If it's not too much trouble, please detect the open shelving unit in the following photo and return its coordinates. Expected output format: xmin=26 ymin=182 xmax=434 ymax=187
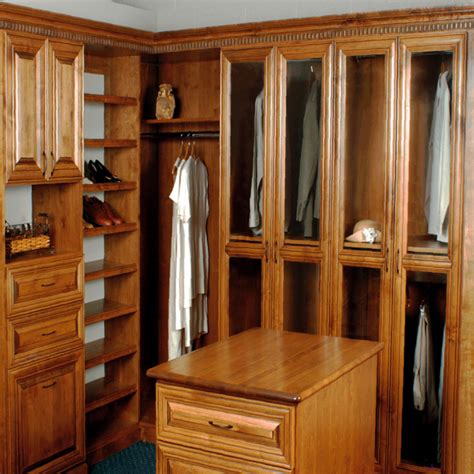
xmin=83 ymin=52 xmax=141 ymax=463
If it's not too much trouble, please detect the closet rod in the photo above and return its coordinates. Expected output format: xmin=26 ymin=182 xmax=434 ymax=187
xmin=140 ymin=132 xmax=219 ymax=139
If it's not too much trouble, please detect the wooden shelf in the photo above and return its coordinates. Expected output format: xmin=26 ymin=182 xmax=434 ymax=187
xmin=85 ymin=338 xmax=137 ymax=369
xmin=85 ymin=299 xmax=137 ymax=326
xmin=143 ymin=117 xmax=219 ymax=125
xmin=83 ymin=222 xmax=137 ymax=237
xmin=85 ymin=378 xmax=137 ymax=413
xmin=84 ymin=259 xmax=137 ymax=281
xmin=83 ymin=181 xmax=137 ymax=192
xmin=84 ymin=139 xmax=137 ymax=148
xmin=86 ymin=418 xmax=140 ymax=457
xmin=344 ymin=241 xmax=382 ymax=250
xmin=84 ymin=93 xmax=137 ymax=106
xmin=407 ymin=235 xmax=448 ymax=255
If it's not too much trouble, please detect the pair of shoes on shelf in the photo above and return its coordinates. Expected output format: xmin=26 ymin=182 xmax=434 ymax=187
xmin=83 ymin=196 xmax=124 ymax=227
xmin=85 ymin=160 xmax=121 ymax=184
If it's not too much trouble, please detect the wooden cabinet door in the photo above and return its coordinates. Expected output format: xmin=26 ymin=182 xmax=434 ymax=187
xmin=390 ymin=34 xmax=465 ymax=474
xmin=219 ymin=48 xmax=274 ymax=337
xmin=4 ymin=33 xmax=47 ymax=184
xmin=8 ymin=350 xmax=84 ymax=473
xmin=272 ymin=44 xmax=333 ymax=334
xmin=48 ymin=40 xmax=83 ymax=181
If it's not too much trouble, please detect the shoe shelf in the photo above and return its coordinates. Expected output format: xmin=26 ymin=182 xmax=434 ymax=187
xmin=85 ymin=337 xmax=137 ymax=369
xmin=86 ymin=418 xmax=140 ymax=457
xmin=85 ymin=299 xmax=137 ymax=326
xmin=84 ymin=259 xmax=137 ymax=281
xmin=84 ymin=93 xmax=137 ymax=106
xmin=85 ymin=378 xmax=138 ymax=413
xmin=83 ymin=222 xmax=138 ymax=238
xmin=83 ymin=182 xmax=137 ymax=192
xmin=84 ymin=139 xmax=137 ymax=148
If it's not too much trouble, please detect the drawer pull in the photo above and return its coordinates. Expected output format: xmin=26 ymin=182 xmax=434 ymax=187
xmin=42 ymin=381 xmax=57 ymax=389
xmin=42 ymin=330 xmax=57 ymax=336
xmin=41 ymin=282 xmax=56 ymax=287
xmin=208 ymin=421 xmax=234 ymax=430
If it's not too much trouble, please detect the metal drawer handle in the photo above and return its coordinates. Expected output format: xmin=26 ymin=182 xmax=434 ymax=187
xmin=41 ymin=282 xmax=56 ymax=287
xmin=208 ymin=421 xmax=233 ymax=430
xmin=42 ymin=330 xmax=57 ymax=336
xmin=42 ymin=381 xmax=57 ymax=389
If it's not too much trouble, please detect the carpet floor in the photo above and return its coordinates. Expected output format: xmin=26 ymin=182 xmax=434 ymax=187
xmin=90 ymin=441 xmax=155 ymax=473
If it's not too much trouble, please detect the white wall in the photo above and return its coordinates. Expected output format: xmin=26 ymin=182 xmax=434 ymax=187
xmin=4 ymin=0 xmax=474 ymax=32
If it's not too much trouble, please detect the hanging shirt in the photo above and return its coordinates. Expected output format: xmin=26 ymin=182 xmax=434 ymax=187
xmin=168 ymin=159 xmax=188 ymax=359
xmin=296 ymin=80 xmax=321 ymax=237
xmin=438 ymin=323 xmax=446 ymax=463
xmin=413 ymin=304 xmax=438 ymax=422
xmin=249 ymin=89 xmax=264 ymax=236
xmin=425 ymin=70 xmax=451 ymax=243
xmin=168 ymin=157 xmax=209 ymax=360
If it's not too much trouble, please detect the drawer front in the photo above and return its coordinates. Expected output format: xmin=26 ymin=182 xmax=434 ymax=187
xmin=7 ymin=257 xmax=83 ymax=316
xmin=8 ymin=303 xmax=83 ymax=366
xmin=8 ymin=350 xmax=85 ymax=473
xmin=158 ymin=442 xmax=292 ymax=474
xmin=157 ymin=385 xmax=294 ymax=469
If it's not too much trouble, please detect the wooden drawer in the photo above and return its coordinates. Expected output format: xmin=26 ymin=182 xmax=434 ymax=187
xmin=158 ymin=442 xmax=292 ymax=473
xmin=8 ymin=302 xmax=83 ymax=366
xmin=157 ymin=384 xmax=294 ymax=469
xmin=7 ymin=256 xmax=83 ymax=316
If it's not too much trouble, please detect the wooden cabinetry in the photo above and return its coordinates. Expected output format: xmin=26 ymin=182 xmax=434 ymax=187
xmin=4 ymin=32 xmax=83 ymax=184
xmin=148 ymin=329 xmax=383 ymax=473
xmin=8 ymin=350 xmax=84 ymax=473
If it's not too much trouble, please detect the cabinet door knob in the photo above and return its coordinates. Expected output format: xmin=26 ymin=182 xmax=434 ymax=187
xmin=41 ymin=282 xmax=56 ymax=288
xmin=42 ymin=381 xmax=57 ymax=389
xmin=208 ymin=420 xmax=233 ymax=430
xmin=41 ymin=330 xmax=57 ymax=336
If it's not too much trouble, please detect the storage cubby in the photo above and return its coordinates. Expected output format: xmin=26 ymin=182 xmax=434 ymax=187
xmin=83 ymin=52 xmax=141 ymax=463
xmin=341 ymin=54 xmax=388 ymax=251
xmin=401 ymin=271 xmax=447 ymax=469
xmin=139 ymin=49 xmax=220 ymax=427
xmin=284 ymin=59 xmax=323 ymax=242
xmin=406 ymin=52 xmax=453 ymax=255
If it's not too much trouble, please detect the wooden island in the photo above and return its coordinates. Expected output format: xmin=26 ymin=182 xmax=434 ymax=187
xmin=147 ymin=328 xmax=383 ymax=473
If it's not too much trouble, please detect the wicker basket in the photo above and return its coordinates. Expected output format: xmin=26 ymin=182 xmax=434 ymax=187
xmin=5 ymin=215 xmax=52 ymax=258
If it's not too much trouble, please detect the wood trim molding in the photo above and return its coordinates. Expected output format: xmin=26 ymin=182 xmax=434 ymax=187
xmin=0 ymin=4 xmax=474 ymax=54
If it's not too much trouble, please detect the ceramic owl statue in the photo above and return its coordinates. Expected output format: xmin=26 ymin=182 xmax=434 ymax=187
xmin=155 ymin=83 xmax=176 ymax=119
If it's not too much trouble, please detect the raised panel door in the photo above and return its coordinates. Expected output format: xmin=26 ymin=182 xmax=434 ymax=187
xmin=48 ymin=40 xmax=83 ymax=181
xmin=8 ymin=350 xmax=84 ymax=473
xmin=4 ymin=33 xmax=47 ymax=184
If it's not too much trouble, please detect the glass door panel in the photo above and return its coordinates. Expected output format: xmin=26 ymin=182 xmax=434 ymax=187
xmin=341 ymin=265 xmax=383 ymax=464
xmin=229 ymin=258 xmax=262 ymax=336
xmin=336 ymin=42 xmax=395 ymax=254
xmin=282 ymin=261 xmax=320 ymax=334
xmin=401 ymin=271 xmax=447 ymax=469
xmin=342 ymin=266 xmax=381 ymax=341
xmin=404 ymin=49 xmax=456 ymax=256
xmin=229 ymin=61 xmax=265 ymax=239
xmin=284 ymin=59 xmax=323 ymax=242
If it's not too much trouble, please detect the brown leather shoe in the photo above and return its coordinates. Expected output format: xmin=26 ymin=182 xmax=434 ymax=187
xmin=102 ymin=201 xmax=124 ymax=225
xmin=83 ymin=196 xmax=112 ymax=226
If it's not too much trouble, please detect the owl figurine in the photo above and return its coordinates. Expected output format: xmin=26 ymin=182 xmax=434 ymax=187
xmin=155 ymin=83 xmax=176 ymax=120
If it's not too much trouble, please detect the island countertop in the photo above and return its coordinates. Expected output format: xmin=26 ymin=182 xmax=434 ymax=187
xmin=147 ymin=327 xmax=383 ymax=405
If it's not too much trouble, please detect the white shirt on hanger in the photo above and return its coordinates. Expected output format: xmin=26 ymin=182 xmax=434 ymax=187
xmin=413 ymin=304 xmax=438 ymax=422
xmin=425 ymin=70 xmax=451 ymax=243
xmin=249 ymin=89 xmax=264 ymax=236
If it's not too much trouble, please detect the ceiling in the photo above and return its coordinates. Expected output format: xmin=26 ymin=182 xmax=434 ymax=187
xmin=4 ymin=0 xmax=474 ymax=31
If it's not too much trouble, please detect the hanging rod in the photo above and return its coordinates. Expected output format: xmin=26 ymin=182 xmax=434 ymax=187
xmin=140 ymin=131 xmax=220 ymax=140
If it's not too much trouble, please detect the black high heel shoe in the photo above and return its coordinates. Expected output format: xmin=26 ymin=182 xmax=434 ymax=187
xmin=94 ymin=160 xmax=121 ymax=183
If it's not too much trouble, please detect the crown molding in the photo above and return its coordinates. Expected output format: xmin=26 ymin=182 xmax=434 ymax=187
xmin=0 ymin=4 xmax=473 ymax=54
